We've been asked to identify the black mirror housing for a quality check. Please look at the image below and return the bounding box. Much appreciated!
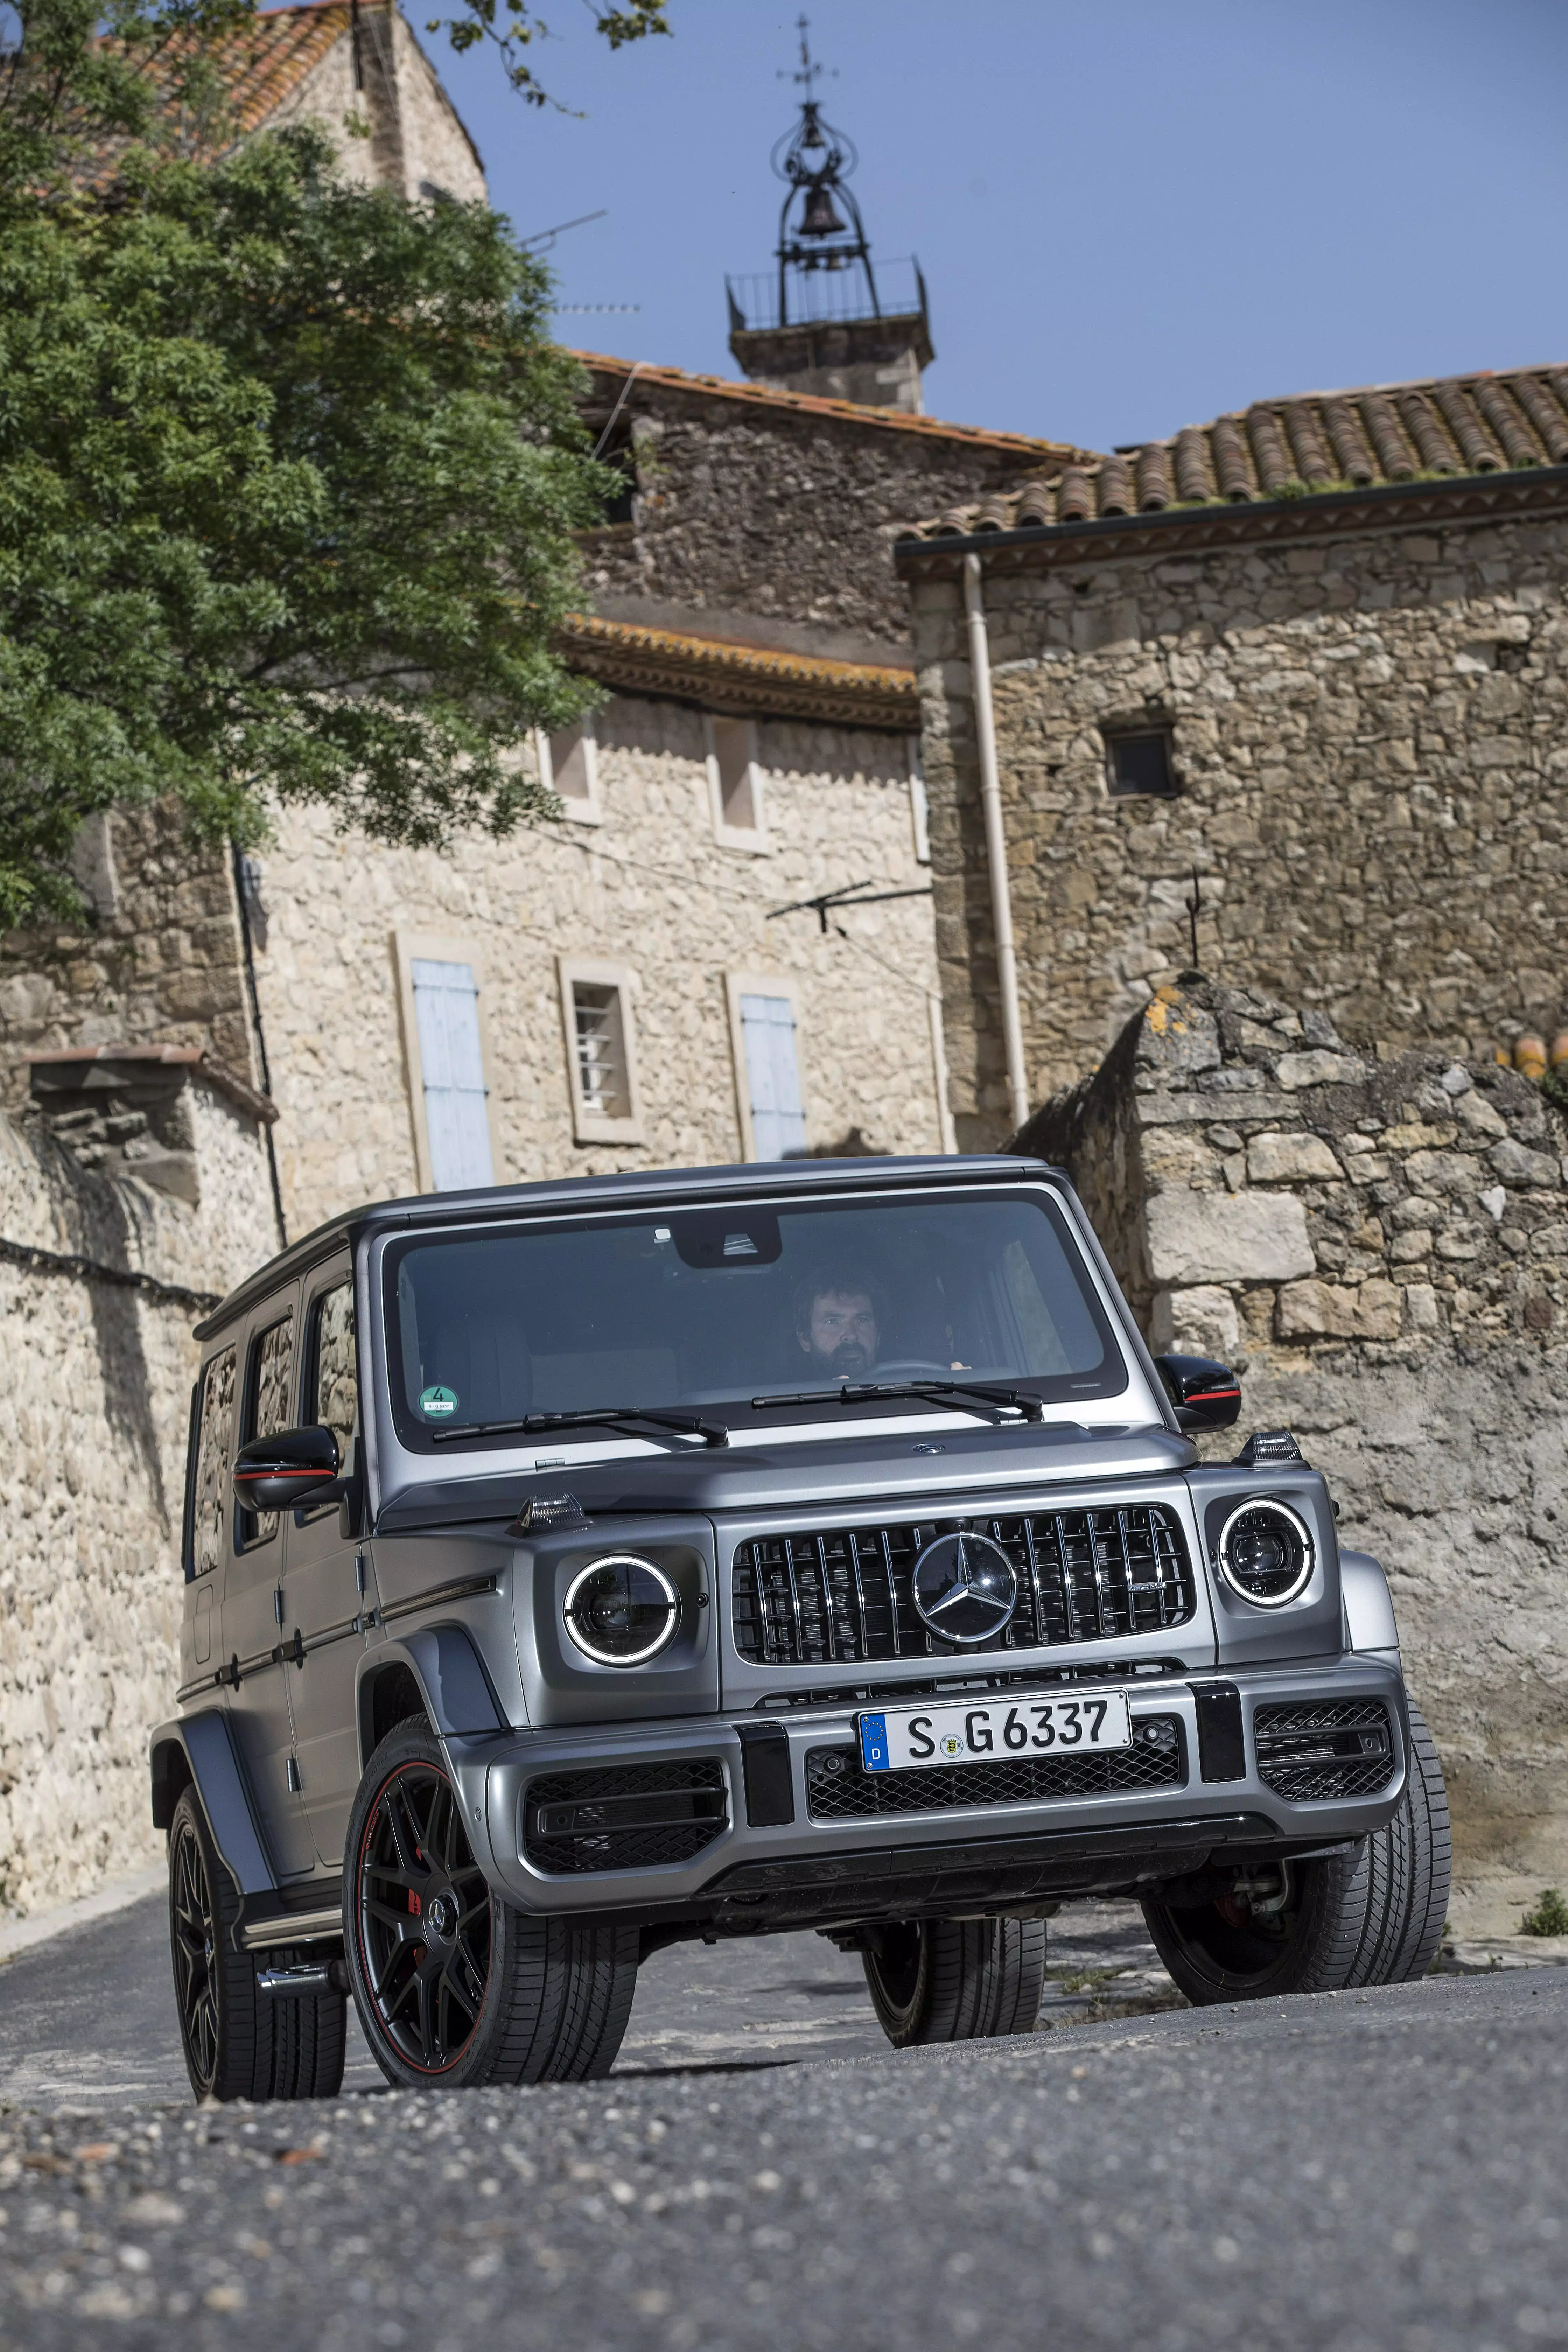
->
[1154,1353,1242,1432]
[233,1424,341,1513]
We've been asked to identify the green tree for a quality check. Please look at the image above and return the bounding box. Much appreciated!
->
[0,0,669,927]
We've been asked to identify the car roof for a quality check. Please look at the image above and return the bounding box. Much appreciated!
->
[192,1153,1056,1342]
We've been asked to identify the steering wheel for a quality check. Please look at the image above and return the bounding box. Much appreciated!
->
[871,1359,964,1381]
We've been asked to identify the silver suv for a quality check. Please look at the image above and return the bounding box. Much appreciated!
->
[152,1154,1448,2100]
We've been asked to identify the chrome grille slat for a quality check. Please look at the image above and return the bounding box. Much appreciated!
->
[733,1506,1195,1667]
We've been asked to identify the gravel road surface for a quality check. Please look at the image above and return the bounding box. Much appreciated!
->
[4,1897,1566,2351]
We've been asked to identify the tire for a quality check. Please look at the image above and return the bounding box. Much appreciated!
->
[1347,1699,1452,1986]
[168,1785,346,2104]
[1142,1846,1372,2004]
[862,1917,1048,2047]
[343,1722,638,2090]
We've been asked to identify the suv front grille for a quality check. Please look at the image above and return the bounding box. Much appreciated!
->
[523,1762,727,1874]
[733,1508,1194,1667]
[805,1716,1185,1820]
[1254,1700,1395,1801]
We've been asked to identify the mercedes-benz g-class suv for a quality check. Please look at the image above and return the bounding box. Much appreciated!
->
[153,1154,1448,2101]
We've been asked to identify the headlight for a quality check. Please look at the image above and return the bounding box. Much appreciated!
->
[1215,1500,1315,1608]
[563,1555,680,1665]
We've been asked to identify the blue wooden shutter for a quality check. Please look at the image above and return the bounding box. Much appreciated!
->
[411,958,493,1190]
[740,993,806,1160]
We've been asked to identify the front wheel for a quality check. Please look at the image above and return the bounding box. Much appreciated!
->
[1142,1847,1372,2003]
[862,1916,1047,2046]
[343,1722,639,2090]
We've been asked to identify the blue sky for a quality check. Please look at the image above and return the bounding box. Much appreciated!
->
[430,0,1568,451]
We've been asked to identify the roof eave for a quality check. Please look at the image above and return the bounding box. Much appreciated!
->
[895,462,1568,577]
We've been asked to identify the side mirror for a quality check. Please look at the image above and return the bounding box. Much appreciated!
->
[1154,1353,1242,1433]
[233,1425,341,1513]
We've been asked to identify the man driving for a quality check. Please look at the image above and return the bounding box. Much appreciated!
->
[795,1265,882,1380]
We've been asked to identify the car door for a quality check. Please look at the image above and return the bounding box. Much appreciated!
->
[283,1259,376,1870]
[222,1290,317,1881]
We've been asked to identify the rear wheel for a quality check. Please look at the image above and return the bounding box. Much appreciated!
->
[862,1917,1047,2047]
[168,1785,346,2104]
[1142,1847,1371,2003]
[343,1722,638,2090]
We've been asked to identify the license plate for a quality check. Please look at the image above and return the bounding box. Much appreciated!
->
[857,1689,1132,1774]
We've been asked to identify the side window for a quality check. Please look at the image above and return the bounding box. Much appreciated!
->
[188,1346,237,1579]
[238,1314,294,1547]
[307,1280,358,1467]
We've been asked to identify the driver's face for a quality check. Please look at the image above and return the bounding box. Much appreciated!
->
[803,1289,878,1377]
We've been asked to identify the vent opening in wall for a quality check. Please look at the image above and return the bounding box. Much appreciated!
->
[573,982,632,1120]
[1105,731,1179,799]
[537,720,600,820]
[708,716,763,840]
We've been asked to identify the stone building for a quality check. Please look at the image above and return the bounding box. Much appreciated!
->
[896,366,1568,1142]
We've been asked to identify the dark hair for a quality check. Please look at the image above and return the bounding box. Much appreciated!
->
[793,1262,884,1340]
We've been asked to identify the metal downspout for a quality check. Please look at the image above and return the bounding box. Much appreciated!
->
[963,553,1029,1134]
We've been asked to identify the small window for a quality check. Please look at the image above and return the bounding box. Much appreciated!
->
[908,736,931,865]
[187,1345,236,1579]
[558,957,644,1143]
[537,718,601,823]
[733,985,807,1161]
[307,1279,357,1470]
[408,953,494,1191]
[1106,730,1179,799]
[707,716,766,848]
[239,1315,294,1547]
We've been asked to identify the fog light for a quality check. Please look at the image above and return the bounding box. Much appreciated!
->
[564,1555,680,1665]
[1215,1500,1315,1608]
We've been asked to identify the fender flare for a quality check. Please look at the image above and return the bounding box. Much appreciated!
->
[148,1712,276,1897]
[1340,1546,1401,1658]
[356,1625,507,1771]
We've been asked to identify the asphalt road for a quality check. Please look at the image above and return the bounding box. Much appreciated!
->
[0,1891,1178,2109]
[5,1897,1568,2351]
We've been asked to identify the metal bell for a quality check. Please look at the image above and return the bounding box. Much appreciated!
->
[800,183,847,238]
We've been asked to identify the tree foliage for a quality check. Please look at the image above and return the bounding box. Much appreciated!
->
[0,0,667,928]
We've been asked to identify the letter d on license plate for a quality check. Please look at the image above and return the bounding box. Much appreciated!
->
[857,1689,1132,1774]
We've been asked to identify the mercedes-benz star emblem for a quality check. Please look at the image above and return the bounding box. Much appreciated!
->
[910,1530,1018,1645]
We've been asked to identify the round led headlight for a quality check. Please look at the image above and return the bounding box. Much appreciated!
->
[563,1555,680,1666]
[1215,1499,1315,1608]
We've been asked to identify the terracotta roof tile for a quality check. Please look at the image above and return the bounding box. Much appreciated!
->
[899,363,1568,541]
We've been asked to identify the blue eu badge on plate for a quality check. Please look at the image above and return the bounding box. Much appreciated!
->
[858,1713,889,1773]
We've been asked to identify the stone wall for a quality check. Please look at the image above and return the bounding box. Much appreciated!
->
[270,5,487,204]
[0,1069,276,1920]
[577,360,1086,664]
[908,504,1568,1143]
[1019,976,1568,1934]
[251,697,944,1236]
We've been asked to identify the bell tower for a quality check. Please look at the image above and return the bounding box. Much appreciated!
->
[726,17,934,414]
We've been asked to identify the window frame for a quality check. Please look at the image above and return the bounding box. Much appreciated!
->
[726,969,807,1163]
[393,930,499,1194]
[704,714,768,853]
[535,715,603,826]
[557,954,646,1146]
[1103,727,1180,801]
[184,1343,238,1582]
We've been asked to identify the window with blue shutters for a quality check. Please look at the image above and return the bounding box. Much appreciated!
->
[738,990,807,1161]
[410,956,493,1191]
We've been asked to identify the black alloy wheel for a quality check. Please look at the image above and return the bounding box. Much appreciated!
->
[356,1757,493,2076]
[170,1799,221,2092]
[1142,1847,1372,2002]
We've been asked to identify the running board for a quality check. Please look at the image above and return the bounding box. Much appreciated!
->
[239,1906,344,1951]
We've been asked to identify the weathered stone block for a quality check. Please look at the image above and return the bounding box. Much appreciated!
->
[1145,1189,1315,1286]
[1149,1283,1240,1360]
[1246,1131,1341,1184]
[1489,1137,1560,1190]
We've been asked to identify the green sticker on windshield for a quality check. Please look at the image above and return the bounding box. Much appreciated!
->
[420,1384,459,1419]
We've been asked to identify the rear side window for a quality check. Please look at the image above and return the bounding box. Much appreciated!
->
[188,1346,237,1579]
[239,1314,294,1547]
[308,1280,357,1465]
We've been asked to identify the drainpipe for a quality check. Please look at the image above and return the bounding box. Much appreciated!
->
[963,553,1029,1135]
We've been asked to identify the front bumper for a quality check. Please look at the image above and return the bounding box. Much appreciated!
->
[461,1656,1407,1931]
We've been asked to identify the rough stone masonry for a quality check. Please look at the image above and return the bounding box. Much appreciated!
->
[1019,976,1568,1932]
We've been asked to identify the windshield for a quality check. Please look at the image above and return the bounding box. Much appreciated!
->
[382,1186,1126,1450]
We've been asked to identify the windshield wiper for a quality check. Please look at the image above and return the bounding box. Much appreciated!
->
[431,1405,728,1450]
[754,1381,1044,1424]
